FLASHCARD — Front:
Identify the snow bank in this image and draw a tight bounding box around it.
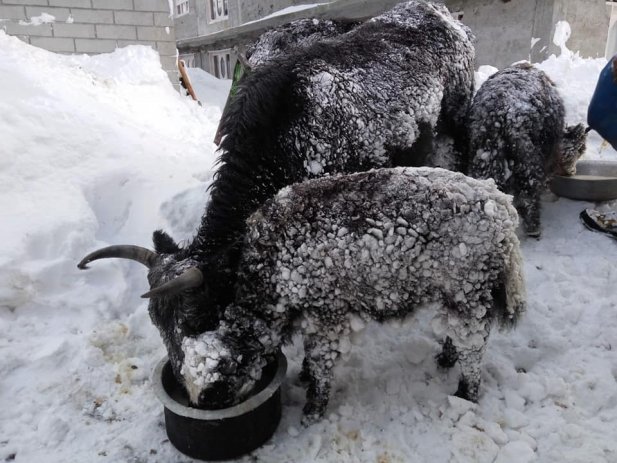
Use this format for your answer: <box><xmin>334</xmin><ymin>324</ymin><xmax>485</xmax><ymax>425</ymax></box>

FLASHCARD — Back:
<box><xmin>535</xmin><ymin>45</ymin><xmax>612</xmax><ymax>161</ymax></box>
<box><xmin>1</xmin><ymin>23</ymin><xmax>617</xmax><ymax>463</ymax></box>
<box><xmin>185</xmin><ymin>66</ymin><xmax>232</xmax><ymax>109</ymax></box>
<box><xmin>0</xmin><ymin>32</ymin><xmax>221</xmax><ymax>461</ymax></box>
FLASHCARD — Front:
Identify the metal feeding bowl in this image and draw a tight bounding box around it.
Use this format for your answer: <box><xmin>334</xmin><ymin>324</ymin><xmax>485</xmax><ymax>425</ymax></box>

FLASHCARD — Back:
<box><xmin>551</xmin><ymin>160</ymin><xmax>617</xmax><ymax>201</ymax></box>
<box><xmin>152</xmin><ymin>352</ymin><xmax>287</xmax><ymax>461</ymax></box>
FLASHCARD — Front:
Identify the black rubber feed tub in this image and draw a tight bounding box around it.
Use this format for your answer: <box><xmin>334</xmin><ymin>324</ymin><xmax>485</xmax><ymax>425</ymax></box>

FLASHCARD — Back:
<box><xmin>152</xmin><ymin>352</ymin><xmax>287</xmax><ymax>461</ymax></box>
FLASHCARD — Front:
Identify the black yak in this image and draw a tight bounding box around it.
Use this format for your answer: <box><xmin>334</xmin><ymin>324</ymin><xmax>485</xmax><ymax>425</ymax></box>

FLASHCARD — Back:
<box><xmin>78</xmin><ymin>1</ymin><xmax>476</xmax><ymax>389</ymax></box>
<box><xmin>466</xmin><ymin>63</ymin><xmax>588</xmax><ymax>237</ymax></box>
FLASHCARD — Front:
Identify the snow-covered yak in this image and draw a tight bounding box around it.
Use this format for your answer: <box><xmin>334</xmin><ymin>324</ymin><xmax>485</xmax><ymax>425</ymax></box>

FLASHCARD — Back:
<box><xmin>246</xmin><ymin>18</ymin><xmax>357</xmax><ymax>68</ymax></box>
<box><xmin>78</xmin><ymin>1</ymin><xmax>476</xmax><ymax>380</ymax></box>
<box><xmin>466</xmin><ymin>63</ymin><xmax>588</xmax><ymax>237</ymax></box>
<box><xmin>179</xmin><ymin>168</ymin><xmax>526</xmax><ymax>425</ymax></box>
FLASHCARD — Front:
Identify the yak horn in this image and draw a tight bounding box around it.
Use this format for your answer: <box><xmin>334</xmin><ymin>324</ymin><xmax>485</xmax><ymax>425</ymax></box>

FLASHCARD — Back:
<box><xmin>141</xmin><ymin>267</ymin><xmax>204</xmax><ymax>299</ymax></box>
<box><xmin>77</xmin><ymin>245</ymin><xmax>158</xmax><ymax>270</ymax></box>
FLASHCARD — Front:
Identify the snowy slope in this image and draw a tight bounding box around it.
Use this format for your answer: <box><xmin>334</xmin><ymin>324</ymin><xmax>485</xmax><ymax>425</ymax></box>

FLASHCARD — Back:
<box><xmin>1</xmin><ymin>28</ymin><xmax>617</xmax><ymax>463</ymax></box>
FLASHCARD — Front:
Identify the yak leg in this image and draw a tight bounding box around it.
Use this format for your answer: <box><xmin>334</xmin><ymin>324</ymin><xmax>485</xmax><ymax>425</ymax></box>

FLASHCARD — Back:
<box><xmin>298</xmin><ymin>338</ymin><xmax>312</xmax><ymax>384</ymax></box>
<box><xmin>448</xmin><ymin>313</ymin><xmax>492</xmax><ymax>402</ymax></box>
<box><xmin>301</xmin><ymin>332</ymin><xmax>339</xmax><ymax>426</ymax></box>
<box><xmin>436</xmin><ymin>336</ymin><xmax>458</xmax><ymax>369</ymax></box>
<box><xmin>390</xmin><ymin>122</ymin><xmax>434</xmax><ymax>167</ymax></box>
<box><xmin>514</xmin><ymin>185</ymin><xmax>541</xmax><ymax>238</ymax></box>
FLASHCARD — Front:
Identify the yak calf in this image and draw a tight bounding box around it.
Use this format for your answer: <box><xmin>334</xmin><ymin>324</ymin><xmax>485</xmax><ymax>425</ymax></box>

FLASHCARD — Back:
<box><xmin>180</xmin><ymin>168</ymin><xmax>526</xmax><ymax>425</ymax></box>
<box><xmin>466</xmin><ymin>63</ymin><xmax>587</xmax><ymax>237</ymax></box>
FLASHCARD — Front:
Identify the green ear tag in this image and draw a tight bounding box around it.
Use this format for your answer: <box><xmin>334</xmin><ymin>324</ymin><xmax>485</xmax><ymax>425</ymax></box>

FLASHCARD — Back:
<box><xmin>215</xmin><ymin>58</ymin><xmax>250</xmax><ymax>145</ymax></box>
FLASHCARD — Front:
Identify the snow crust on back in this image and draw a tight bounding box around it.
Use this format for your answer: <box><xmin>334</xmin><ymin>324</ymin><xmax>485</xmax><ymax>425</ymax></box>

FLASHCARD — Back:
<box><xmin>281</xmin><ymin>1</ymin><xmax>474</xmax><ymax>177</ymax></box>
<box><xmin>246</xmin><ymin>18</ymin><xmax>353</xmax><ymax>68</ymax></box>
<box><xmin>245</xmin><ymin>167</ymin><xmax>524</xmax><ymax>328</ymax></box>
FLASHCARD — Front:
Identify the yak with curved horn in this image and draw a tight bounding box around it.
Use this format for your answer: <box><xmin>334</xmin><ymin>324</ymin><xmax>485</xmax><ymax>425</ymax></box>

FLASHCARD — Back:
<box><xmin>79</xmin><ymin>1</ymin><xmax>475</xmax><ymax>385</ymax></box>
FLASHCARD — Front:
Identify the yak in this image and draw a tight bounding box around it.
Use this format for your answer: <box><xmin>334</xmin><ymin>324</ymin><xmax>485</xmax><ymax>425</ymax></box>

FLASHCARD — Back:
<box><xmin>78</xmin><ymin>1</ymin><xmax>476</xmax><ymax>388</ymax></box>
<box><xmin>466</xmin><ymin>63</ymin><xmax>588</xmax><ymax>237</ymax></box>
<box><xmin>179</xmin><ymin>167</ymin><xmax>526</xmax><ymax>424</ymax></box>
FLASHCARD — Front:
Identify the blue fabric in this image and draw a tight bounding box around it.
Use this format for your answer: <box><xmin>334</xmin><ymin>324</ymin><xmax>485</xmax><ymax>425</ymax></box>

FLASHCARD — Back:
<box><xmin>588</xmin><ymin>55</ymin><xmax>617</xmax><ymax>150</ymax></box>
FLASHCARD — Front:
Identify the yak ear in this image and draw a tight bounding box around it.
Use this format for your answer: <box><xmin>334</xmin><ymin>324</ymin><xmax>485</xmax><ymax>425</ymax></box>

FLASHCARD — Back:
<box><xmin>564</xmin><ymin>123</ymin><xmax>586</xmax><ymax>139</ymax></box>
<box><xmin>152</xmin><ymin>230</ymin><xmax>181</xmax><ymax>254</ymax></box>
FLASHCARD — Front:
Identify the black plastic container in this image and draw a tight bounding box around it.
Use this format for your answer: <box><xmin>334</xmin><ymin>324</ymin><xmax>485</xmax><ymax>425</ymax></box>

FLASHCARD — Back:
<box><xmin>152</xmin><ymin>352</ymin><xmax>287</xmax><ymax>461</ymax></box>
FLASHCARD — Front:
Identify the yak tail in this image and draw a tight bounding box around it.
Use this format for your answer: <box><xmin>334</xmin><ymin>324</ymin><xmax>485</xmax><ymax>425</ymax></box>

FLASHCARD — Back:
<box><xmin>493</xmin><ymin>233</ymin><xmax>527</xmax><ymax>329</ymax></box>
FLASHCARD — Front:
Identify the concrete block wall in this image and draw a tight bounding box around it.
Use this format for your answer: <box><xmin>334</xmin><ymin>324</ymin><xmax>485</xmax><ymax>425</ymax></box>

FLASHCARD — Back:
<box><xmin>0</xmin><ymin>0</ymin><xmax>179</xmax><ymax>87</ymax></box>
<box><xmin>551</xmin><ymin>0</ymin><xmax>609</xmax><ymax>60</ymax></box>
<box><xmin>446</xmin><ymin>0</ymin><xmax>609</xmax><ymax>69</ymax></box>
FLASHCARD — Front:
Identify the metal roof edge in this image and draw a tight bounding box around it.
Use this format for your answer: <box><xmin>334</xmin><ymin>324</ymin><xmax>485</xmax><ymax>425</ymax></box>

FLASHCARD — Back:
<box><xmin>176</xmin><ymin>0</ymin><xmax>401</xmax><ymax>50</ymax></box>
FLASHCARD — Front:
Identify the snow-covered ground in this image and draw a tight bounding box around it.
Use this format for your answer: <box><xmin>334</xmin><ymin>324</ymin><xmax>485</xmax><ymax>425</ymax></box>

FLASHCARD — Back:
<box><xmin>1</xmin><ymin>26</ymin><xmax>616</xmax><ymax>463</ymax></box>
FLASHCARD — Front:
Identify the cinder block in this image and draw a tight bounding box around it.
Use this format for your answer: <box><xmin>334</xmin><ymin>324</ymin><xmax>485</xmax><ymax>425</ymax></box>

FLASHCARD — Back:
<box><xmin>3</xmin><ymin>34</ymin><xmax>30</xmax><ymax>44</ymax></box>
<box><xmin>68</xmin><ymin>8</ymin><xmax>112</xmax><ymax>24</ymax></box>
<box><xmin>117</xmin><ymin>39</ymin><xmax>155</xmax><ymax>48</ymax></box>
<box><xmin>167</xmin><ymin>70</ymin><xmax>180</xmax><ymax>86</ymax></box>
<box><xmin>53</xmin><ymin>22</ymin><xmax>95</xmax><ymax>37</ymax></box>
<box><xmin>91</xmin><ymin>0</ymin><xmax>132</xmax><ymax>10</ymax></box>
<box><xmin>114</xmin><ymin>10</ymin><xmax>153</xmax><ymax>26</ymax></box>
<box><xmin>159</xmin><ymin>54</ymin><xmax>177</xmax><ymax>71</ymax></box>
<box><xmin>137</xmin><ymin>25</ymin><xmax>171</xmax><ymax>41</ymax></box>
<box><xmin>154</xmin><ymin>12</ymin><xmax>173</xmax><ymax>27</ymax></box>
<box><xmin>134</xmin><ymin>0</ymin><xmax>169</xmax><ymax>12</ymax></box>
<box><xmin>2</xmin><ymin>0</ymin><xmax>47</xmax><ymax>6</ymax></box>
<box><xmin>156</xmin><ymin>40</ymin><xmax>177</xmax><ymax>56</ymax></box>
<box><xmin>75</xmin><ymin>37</ymin><xmax>117</xmax><ymax>53</ymax></box>
<box><xmin>31</xmin><ymin>36</ymin><xmax>75</xmax><ymax>52</ymax></box>
<box><xmin>96</xmin><ymin>24</ymin><xmax>136</xmax><ymax>39</ymax></box>
<box><xmin>26</xmin><ymin>6</ymin><xmax>70</xmax><ymax>22</ymax></box>
<box><xmin>0</xmin><ymin>5</ymin><xmax>26</xmax><ymax>20</ymax></box>
<box><xmin>49</xmin><ymin>0</ymin><xmax>91</xmax><ymax>7</ymax></box>
<box><xmin>4</xmin><ymin>21</ymin><xmax>52</xmax><ymax>36</ymax></box>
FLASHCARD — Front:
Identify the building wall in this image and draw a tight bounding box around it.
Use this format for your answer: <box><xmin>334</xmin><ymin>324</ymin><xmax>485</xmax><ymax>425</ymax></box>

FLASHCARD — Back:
<box><xmin>446</xmin><ymin>0</ymin><xmax>608</xmax><ymax>69</ymax></box>
<box><xmin>174</xmin><ymin>0</ymin><xmax>198</xmax><ymax>41</ymax></box>
<box><xmin>551</xmin><ymin>0</ymin><xmax>609</xmax><ymax>59</ymax></box>
<box><xmin>446</xmin><ymin>0</ymin><xmax>538</xmax><ymax>68</ymax></box>
<box><xmin>607</xmin><ymin>3</ymin><xmax>617</xmax><ymax>58</ymax></box>
<box><xmin>0</xmin><ymin>0</ymin><xmax>178</xmax><ymax>87</ymax></box>
<box><xmin>175</xmin><ymin>0</ymin><xmax>612</xmax><ymax>79</ymax></box>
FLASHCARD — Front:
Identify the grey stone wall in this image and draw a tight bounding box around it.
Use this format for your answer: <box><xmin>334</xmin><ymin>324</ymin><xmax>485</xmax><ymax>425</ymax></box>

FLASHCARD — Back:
<box><xmin>0</xmin><ymin>0</ymin><xmax>179</xmax><ymax>87</ymax></box>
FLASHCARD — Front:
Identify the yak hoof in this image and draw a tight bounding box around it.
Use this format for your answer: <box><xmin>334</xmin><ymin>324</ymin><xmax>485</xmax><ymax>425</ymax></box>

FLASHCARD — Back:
<box><xmin>526</xmin><ymin>229</ymin><xmax>541</xmax><ymax>239</ymax></box>
<box><xmin>454</xmin><ymin>378</ymin><xmax>479</xmax><ymax>403</ymax></box>
<box><xmin>436</xmin><ymin>338</ymin><xmax>458</xmax><ymax>369</ymax></box>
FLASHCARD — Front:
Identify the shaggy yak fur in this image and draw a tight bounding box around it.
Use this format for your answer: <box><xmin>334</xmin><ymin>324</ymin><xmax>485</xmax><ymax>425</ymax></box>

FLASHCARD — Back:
<box><xmin>179</xmin><ymin>167</ymin><xmax>526</xmax><ymax>425</ymax></box>
<box><xmin>79</xmin><ymin>1</ymin><xmax>476</xmax><ymax>385</ymax></box>
<box><xmin>245</xmin><ymin>18</ymin><xmax>358</xmax><ymax>68</ymax></box>
<box><xmin>466</xmin><ymin>63</ymin><xmax>588</xmax><ymax>237</ymax></box>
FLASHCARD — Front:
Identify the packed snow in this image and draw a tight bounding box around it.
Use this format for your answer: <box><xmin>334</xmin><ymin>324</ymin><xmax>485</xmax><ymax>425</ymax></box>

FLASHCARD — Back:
<box><xmin>1</xmin><ymin>18</ymin><xmax>617</xmax><ymax>463</ymax></box>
